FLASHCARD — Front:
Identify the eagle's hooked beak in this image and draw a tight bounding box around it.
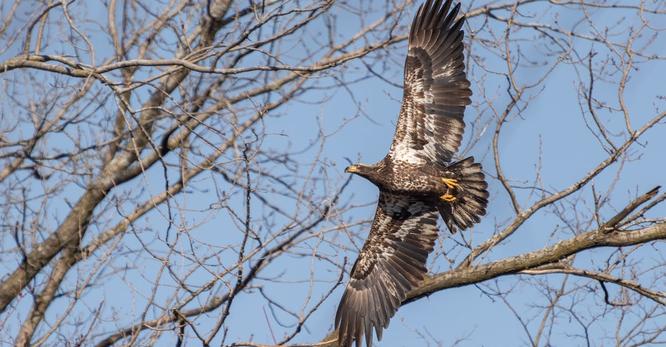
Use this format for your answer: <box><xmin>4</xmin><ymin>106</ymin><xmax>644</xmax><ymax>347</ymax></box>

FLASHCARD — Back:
<box><xmin>345</xmin><ymin>165</ymin><xmax>359</xmax><ymax>174</ymax></box>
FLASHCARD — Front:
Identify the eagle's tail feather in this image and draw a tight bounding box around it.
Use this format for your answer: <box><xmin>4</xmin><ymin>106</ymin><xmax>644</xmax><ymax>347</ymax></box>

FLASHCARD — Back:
<box><xmin>437</xmin><ymin>156</ymin><xmax>488</xmax><ymax>233</ymax></box>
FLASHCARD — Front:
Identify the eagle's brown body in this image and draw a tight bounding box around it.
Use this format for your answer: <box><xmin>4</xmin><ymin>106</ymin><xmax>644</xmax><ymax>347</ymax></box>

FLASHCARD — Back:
<box><xmin>351</xmin><ymin>160</ymin><xmax>445</xmax><ymax>196</ymax></box>
<box><xmin>335</xmin><ymin>1</ymin><xmax>489</xmax><ymax>347</ymax></box>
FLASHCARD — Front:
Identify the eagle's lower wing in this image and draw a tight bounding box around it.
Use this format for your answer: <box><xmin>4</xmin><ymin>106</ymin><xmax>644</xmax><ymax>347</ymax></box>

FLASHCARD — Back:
<box><xmin>388</xmin><ymin>0</ymin><xmax>471</xmax><ymax>165</ymax></box>
<box><xmin>335</xmin><ymin>193</ymin><xmax>438</xmax><ymax>347</ymax></box>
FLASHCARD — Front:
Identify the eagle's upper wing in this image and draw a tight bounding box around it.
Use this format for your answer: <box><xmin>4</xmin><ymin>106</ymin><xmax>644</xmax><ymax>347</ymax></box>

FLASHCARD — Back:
<box><xmin>388</xmin><ymin>0</ymin><xmax>471</xmax><ymax>165</ymax></box>
<box><xmin>335</xmin><ymin>193</ymin><xmax>438</xmax><ymax>347</ymax></box>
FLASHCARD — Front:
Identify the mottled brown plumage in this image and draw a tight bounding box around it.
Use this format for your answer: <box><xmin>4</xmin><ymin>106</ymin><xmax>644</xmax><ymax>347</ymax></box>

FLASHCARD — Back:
<box><xmin>335</xmin><ymin>1</ymin><xmax>489</xmax><ymax>346</ymax></box>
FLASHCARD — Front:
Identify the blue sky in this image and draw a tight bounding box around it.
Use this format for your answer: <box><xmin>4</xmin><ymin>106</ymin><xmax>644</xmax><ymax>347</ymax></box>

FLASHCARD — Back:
<box><xmin>251</xmin><ymin>2</ymin><xmax>666</xmax><ymax>345</ymax></box>
<box><xmin>1</xmin><ymin>0</ymin><xmax>665</xmax><ymax>346</ymax></box>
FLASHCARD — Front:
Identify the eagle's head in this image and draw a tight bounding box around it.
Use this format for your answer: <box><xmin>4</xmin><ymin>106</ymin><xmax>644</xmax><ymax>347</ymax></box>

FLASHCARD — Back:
<box><xmin>345</xmin><ymin>163</ymin><xmax>380</xmax><ymax>183</ymax></box>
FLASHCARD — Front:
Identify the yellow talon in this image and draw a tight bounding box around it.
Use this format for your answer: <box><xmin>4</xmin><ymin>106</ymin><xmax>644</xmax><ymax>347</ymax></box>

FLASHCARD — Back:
<box><xmin>441</xmin><ymin>178</ymin><xmax>459</xmax><ymax>189</ymax></box>
<box><xmin>440</xmin><ymin>193</ymin><xmax>456</xmax><ymax>202</ymax></box>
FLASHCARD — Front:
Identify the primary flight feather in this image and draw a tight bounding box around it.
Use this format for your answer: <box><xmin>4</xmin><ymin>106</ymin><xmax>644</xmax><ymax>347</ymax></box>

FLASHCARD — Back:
<box><xmin>336</xmin><ymin>1</ymin><xmax>488</xmax><ymax>346</ymax></box>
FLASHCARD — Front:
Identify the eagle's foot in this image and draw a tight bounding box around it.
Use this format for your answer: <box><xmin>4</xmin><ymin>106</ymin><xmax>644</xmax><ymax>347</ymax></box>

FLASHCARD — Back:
<box><xmin>440</xmin><ymin>193</ymin><xmax>456</xmax><ymax>202</ymax></box>
<box><xmin>441</xmin><ymin>178</ymin><xmax>459</xmax><ymax>189</ymax></box>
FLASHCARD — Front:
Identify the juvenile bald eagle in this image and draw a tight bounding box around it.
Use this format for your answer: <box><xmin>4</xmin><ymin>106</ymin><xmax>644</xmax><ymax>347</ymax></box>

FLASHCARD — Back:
<box><xmin>335</xmin><ymin>1</ymin><xmax>488</xmax><ymax>346</ymax></box>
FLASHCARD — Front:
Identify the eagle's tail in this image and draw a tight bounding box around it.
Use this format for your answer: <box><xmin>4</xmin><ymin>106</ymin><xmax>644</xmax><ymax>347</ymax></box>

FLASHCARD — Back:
<box><xmin>437</xmin><ymin>156</ymin><xmax>488</xmax><ymax>233</ymax></box>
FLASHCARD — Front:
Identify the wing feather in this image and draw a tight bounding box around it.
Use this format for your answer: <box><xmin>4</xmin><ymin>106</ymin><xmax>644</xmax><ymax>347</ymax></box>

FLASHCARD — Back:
<box><xmin>389</xmin><ymin>0</ymin><xmax>471</xmax><ymax>165</ymax></box>
<box><xmin>335</xmin><ymin>193</ymin><xmax>438</xmax><ymax>347</ymax></box>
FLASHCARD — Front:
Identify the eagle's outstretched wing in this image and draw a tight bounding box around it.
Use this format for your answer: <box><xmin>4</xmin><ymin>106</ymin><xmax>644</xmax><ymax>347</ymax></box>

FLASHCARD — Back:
<box><xmin>335</xmin><ymin>193</ymin><xmax>438</xmax><ymax>347</ymax></box>
<box><xmin>388</xmin><ymin>0</ymin><xmax>471</xmax><ymax>165</ymax></box>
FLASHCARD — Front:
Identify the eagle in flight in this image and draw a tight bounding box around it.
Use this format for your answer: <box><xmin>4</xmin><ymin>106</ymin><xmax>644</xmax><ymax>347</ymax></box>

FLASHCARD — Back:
<box><xmin>335</xmin><ymin>1</ymin><xmax>488</xmax><ymax>346</ymax></box>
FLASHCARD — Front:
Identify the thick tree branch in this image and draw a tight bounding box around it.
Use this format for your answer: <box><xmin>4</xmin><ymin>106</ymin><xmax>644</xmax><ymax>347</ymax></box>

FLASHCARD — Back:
<box><xmin>409</xmin><ymin>223</ymin><xmax>666</xmax><ymax>303</ymax></box>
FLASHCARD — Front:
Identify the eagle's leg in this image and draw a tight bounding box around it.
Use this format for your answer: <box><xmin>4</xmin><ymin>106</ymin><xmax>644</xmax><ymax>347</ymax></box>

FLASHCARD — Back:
<box><xmin>441</xmin><ymin>178</ymin><xmax>459</xmax><ymax>189</ymax></box>
<box><xmin>440</xmin><ymin>178</ymin><xmax>459</xmax><ymax>202</ymax></box>
<box><xmin>440</xmin><ymin>193</ymin><xmax>456</xmax><ymax>202</ymax></box>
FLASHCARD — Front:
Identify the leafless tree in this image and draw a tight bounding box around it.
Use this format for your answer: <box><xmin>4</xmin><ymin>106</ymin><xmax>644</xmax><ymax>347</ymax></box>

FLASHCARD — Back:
<box><xmin>0</xmin><ymin>0</ymin><xmax>664</xmax><ymax>346</ymax></box>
